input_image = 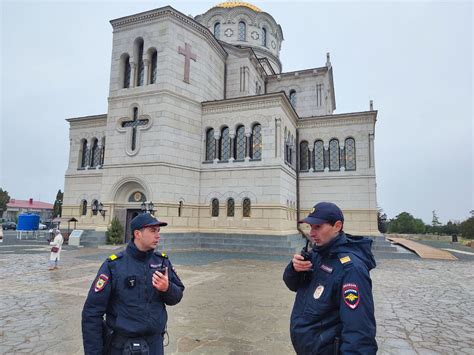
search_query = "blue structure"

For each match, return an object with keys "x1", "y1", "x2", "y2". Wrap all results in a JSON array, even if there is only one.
[{"x1": 17, "y1": 214, "x2": 40, "y2": 231}]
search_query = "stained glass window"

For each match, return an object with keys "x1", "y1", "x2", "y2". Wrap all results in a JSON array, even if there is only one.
[
  {"x1": 238, "y1": 21, "x2": 246, "y2": 41},
  {"x1": 289, "y1": 90, "x2": 296, "y2": 108},
  {"x1": 314, "y1": 140, "x2": 324, "y2": 171},
  {"x1": 151, "y1": 51, "x2": 157, "y2": 84},
  {"x1": 345, "y1": 138, "x2": 356, "y2": 170},
  {"x1": 220, "y1": 127, "x2": 230, "y2": 161},
  {"x1": 211, "y1": 198, "x2": 219, "y2": 217},
  {"x1": 205, "y1": 128, "x2": 215, "y2": 161},
  {"x1": 329, "y1": 139, "x2": 340, "y2": 171},
  {"x1": 243, "y1": 198, "x2": 251, "y2": 217},
  {"x1": 300, "y1": 141, "x2": 309, "y2": 171},
  {"x1": 250, "y1": 124, "x2": 262, "y2": 160},
  {"x1": 262, "y1": 27, "x2": 267, "y2": 46},
  {"x1": 235, "y1": 125, "x2": 246, "y2": 160},
  {"x1": 80, "y1": 139, "x2": 88, "y2": 168},
  {"x1": 227, "y1": 198, "x2": 235, "y2": 217},
  {"x1": 91, "y1": 139, "x2": 100, "y2": 167},
  {"x1": 214, "y1": 22, "x2": 221, "y2": 39}
]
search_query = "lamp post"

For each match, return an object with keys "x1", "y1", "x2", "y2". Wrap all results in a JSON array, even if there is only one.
[
  {"x1": 140, "y1": 201, "x2": 156, "y2": 215},
  {"x1": 92, "y1": 201, "x2": 107, "y2": 220}
]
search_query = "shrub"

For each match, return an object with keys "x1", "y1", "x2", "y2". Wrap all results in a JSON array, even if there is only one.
[{"x1": 106, "y1": 217, "x2": 124, "y2": 244}]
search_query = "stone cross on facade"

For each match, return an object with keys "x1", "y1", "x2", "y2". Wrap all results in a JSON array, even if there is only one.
[
  {"x1": 178, "y1": 43, "x2": 197, "y2": 84},
  {"x1": 120, "y1": 108, "x2": 150, "y2": 153}
]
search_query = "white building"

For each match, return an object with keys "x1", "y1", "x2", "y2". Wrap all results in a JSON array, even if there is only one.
[{"x1": 62, "y1": 2, "x2": 379, "y2": 245}]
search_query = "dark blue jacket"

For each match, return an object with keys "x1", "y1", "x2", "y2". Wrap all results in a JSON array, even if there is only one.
[
  {"x1": 283, "y1": 233, "x2": 377, "y2": 355},
  {"x1": 82, "y1": 241, "x2": 184, "y2": 355}
]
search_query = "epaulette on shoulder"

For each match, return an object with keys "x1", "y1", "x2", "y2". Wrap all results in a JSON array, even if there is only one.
[
  {"x1": 155, "y1": 251, "x2": 168, "y2": 259},
  {"x1": 107, "y1": 252, "x2": 124, "y2": 262},
  {"x1": 338, "y1": 255, "x2": 353, "y2": 266}
]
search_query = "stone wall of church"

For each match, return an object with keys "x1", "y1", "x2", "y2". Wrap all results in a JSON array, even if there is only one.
[
  {"x1": 225, "y1": 53, "x2": 265, "y2": 99},
  {"x1": 267, "y1": 69, "x2": 333, "y2": 117}
]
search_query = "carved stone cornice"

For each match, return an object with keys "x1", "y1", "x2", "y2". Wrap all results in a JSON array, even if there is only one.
[
  {"x1": 297, "y1": 111, "x2": 377, "y2": 129},
  {"x1": 110, "y1": 6, "x2": 227, "y2": 60},
  {"x1": 66, "y1": 114, "x2": 107, "y2": 123}
]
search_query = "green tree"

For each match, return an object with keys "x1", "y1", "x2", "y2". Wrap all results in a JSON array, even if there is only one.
[
  {"x1": 106, "y1": 217, "x2": 124, "y2": 244},
  {"x1": 388, "y1": 212, "x2": 426, "y2": 234},
  {"x1": 431, "y1": 210, "x2": 441, "y2": 227},
  {"x1": 53, "y1": 190, "x2": 64, "y2": 218},
  {"x1": 459, "y1": 217, "x2": 474, "y2": 239},
  {"x1": 377, "y1": 207, "x2": 388, "y2": 233},
  {"x1": 0, "y1": 188, "x2": 11, "y2": 218}
]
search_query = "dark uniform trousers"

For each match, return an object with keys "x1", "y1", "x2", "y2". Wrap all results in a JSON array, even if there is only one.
[
  {"x1": 283, "y1": 233, "x2": 378, "y2": 355},
  {"x1": 82, "y1": 241, "x2": 184, "y2": 355}
]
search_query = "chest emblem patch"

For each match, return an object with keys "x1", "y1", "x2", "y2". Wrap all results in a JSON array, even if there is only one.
[
  {"x1": 342, "y1": 283, "x2": 360, "y2": 309},
  {"x1": 313, "y1": 285, "x2": 325, "y2": 299},
  {"x1": 94, "y1": 274, "x2": 109, "y2": 292}
]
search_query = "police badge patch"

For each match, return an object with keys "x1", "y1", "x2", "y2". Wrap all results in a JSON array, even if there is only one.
[
  {"x1": 94, "y1": 274, "x2": 109, "y2": 292},
  {"x1": 342, "y1": 283, "x2": 360, "y2": 309},
  {"x1": 313, "y1": 285, "x2": 325, "y2": 299}
]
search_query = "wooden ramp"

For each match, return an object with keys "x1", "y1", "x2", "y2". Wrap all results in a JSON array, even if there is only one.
[{"x1": 387, "y1": 238, "x2": 458, "y2": 260}]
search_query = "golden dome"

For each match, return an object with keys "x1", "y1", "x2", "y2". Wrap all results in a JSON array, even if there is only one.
[{"x1": 214, "y1": 1, "x2": 262, "y2": 12}]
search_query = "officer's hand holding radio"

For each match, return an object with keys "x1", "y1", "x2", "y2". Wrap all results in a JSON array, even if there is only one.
[{"x1": 152, "y1": 267, "x2": 169, "y2": 292}]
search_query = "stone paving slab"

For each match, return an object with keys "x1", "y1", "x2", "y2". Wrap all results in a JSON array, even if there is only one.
[
  {"x1": 387, "y1": 237, "x2": 458, "y2": 260},
  {"x1": 0, "y1": 248, "x2": 473, "y2": 354}
]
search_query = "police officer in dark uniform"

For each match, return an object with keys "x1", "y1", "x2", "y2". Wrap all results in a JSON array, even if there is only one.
[
  {"x1": 283, "y1": 202, "x2": 377, "y2": 355},
  {"x1": 82, "y1": 213, "x2": 184, "y2": 355}
]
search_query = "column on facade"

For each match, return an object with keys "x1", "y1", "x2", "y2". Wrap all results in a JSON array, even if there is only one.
[
  {"x1": 339, "y1": 143, "x2": 345, "y2": 172},
  {"x1": 213, "y1": 132, "x2": 220, "y2": 163},
  {"x1": 229, "y1": 130, "x2": 235, "y2": 162},
  {"x1": 308, "y1": 146, "x2": 314, "y2": 172},
  {"x1": 245, "y1": 131, "x2": 251, "y2": 161},
  {"x1": 130, "y1": 61, "x2": 137, "y2": 88},
  {"x1": 323, "y1": 142, "x2": 329, "y2": 172},
  {"x1": 143, "y1": 58, "x2": 150, "y2": 85},
  {"x1": 275, "y1": 117, "x2": 281, "y2": 158},
  {"x1": 369, "y1": 133, "x2": 375, "y2": 168},
  {"x1": 85, "y1": 143, "x2": 91, "y2": 170}
]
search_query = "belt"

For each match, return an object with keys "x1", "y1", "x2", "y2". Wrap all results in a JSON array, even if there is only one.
[{"x1": 111, "y1": 332, "x2": 161, "y2": 349}]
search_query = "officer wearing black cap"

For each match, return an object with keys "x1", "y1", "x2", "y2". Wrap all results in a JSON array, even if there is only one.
[
  {"x1": 82, "y1": 213, "x2": 184, "y2": 355},
  {"x1": 283, "y1": 202, "x2": 377, "y2": 355}
]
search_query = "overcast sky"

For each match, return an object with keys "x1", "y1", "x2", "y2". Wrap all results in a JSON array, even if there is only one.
[{"x1": 1, "y1": 0, "x2": 472, "y2": 224}]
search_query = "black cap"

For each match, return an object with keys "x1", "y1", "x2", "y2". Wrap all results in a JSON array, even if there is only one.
[
  {"x1": 131, "y1": 213, "x2": 168, "y2": 232},
  {"x1": 298, "y1": 202, "x2": 344, "y2": 225}
]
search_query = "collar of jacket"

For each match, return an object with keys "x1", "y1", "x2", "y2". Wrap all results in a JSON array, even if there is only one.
[
  {"x1": 313, "y1": 232, "x2": 347, "y2": 257},
  {"x1": 127, "y1": 240, "x2": 154, "y2": 261}
]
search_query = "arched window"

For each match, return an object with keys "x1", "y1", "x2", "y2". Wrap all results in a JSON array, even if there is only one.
[
  {"x1": 100, "y1": 137, "x2": 106, "y2": 166},
  {"x1": 250, "y1": 124, "x2": 262, "y2": 160},
  {"x1": 123, "y1": 55, "x2": 131, "y2": 88},
  {"x1": 299, "y1": 141, "x2": 309, "y2": 171},
  {"x1": 262, "y1": 27, "x2": 267, "y2": 46},
  {"x1": 136, "y1": 39, "x2": 145, "y2": 86},
  {"x1": 205, "y1": 128, "x2": 215, "y2": 161},
  {"x1": 289, "y1": 90, "x2": 296, "y2": 108},
  {"x1": 219, "y1": 126, "x2": 230, "y2": 161},
  {"x1": 345, "y1": 138, "x2": 356, "y2": 170},
  {"x1": 235, "y1": 125, "x2": 246, "y2": 160},
  {"x1": 211, "y1": 198, "x2": 219, "y2": 217},
  {"x1": 242, "y1": 198, "x2": 251, "y2": 217},
  {"x1": 90, "y1": 138, "x2": 100, "y2": 167},
  {"x1": 80, "y1": 139, "x2": 88, "y2": 168},
  {"x1": 227, "y1": 198, "x2": 235, "y2": 217},
  {"x1": 314, "y1": 140, "x2": 324, "y2": 171},
  {"x1": 238, "y1": 21, "x2": 246, "y2": 41},
  {"x1": 150, "y1": 50, "x2": 158, "y2": 84},
  {"x1": 178, "y1": 201, "x2": 183, "y2": 217},
  {"x1": 329, "y1": 138, "x2": 340, "y2": 171},
  {"x1": 91, "y1": 200, "x2": 98, "y2": 215},
  {"x1": 214, "y1": 22, "x2": 221, "y2": 39},
  {"x1": 81, "y1": 200, "x2": 87, "y2": 216}
]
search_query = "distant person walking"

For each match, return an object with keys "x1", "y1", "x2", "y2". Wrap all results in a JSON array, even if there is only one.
[{"x1": 48, "y1": 229, "x2": 64, "y2": 270}]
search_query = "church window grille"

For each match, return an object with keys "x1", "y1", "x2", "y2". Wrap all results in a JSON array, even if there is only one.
[
  {"x1": 329, "y1": 139, "x2": 340, "y2": 171},
  {"x1": 250, "y1": 124, "x2": 262, "y2": 160},
  {"x1": 91, "y1": 200, "x2": 98, "y2": 216},
  {"x1": 122, "y1": 107, "x2": 149, "y2": 152},
  {"x1": 124, "y1": 56, "x2": 131, "y2": 88},
  {"x1": 314, "y1": 140, "x2": 324, "y2": 171},
  {"x1": 100, "y1": 137, "x2": 106, "y2": 166},
  {"x1": 205, "y1": 128, "x2": 215, "y2": 161},
  {"x1": 238, "y1": 21, "x2": 246, "y2": 41},
  {"x1": 345, "y1": 138, "x2": 356, "y2": 170},
  {"x1": 299, "y1": 141, "x2": 309, "y2": 171},
  {"x1": 211, "y1": 198, "x2": 219, "y2": 217},
  {"x1": 150, "y1": 51, "x2": 158, "y2": 84},
  {"x1": 178, "y1": 201, "x2": 183, "y2": 217},
  {"x1": 81, "y1": 200, "x2": 87, "y2": 216},
  {"x1": 242, "y1": 198, "x2": 251, "y2": 217},
  {"x1": 80, "y1": 139, "x2": 88, "y2": 168},
  {"x1": 219, "y1": 127, "x2": 231, "y2": 161},
  {"x1": 227, "y1": 198, "x2": 235, "y2": 217},
  {"x1": 289, "y1": 90, "x2": 296, "y2": 108},
  {"x1": 90, "y1": 139, "x2": 100, "y2": 167},
  {"x1": 214, "y1": 22, "x2": 221, "y2": 39},
  {"x1": 262, "y1": 27, "x2": 267, "y2": 46},
  {"x1": 235, "y1": 125, "x2": 246, "y2": 160},
  {"x1": 137, "y1": 41, "x2": 145, "y2": 87}
]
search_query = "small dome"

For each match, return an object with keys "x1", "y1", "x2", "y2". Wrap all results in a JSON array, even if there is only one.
[{"x1": 214, "y1": 1, "x2": 262, "y2": 12}]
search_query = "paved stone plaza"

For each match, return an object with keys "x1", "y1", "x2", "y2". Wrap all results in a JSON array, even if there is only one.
[{"x1": 0, "y1": 239, "x2": 473, "y2": 354}]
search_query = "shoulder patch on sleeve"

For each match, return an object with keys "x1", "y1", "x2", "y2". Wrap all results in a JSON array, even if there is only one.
[
  {"x1": 343, "y1": 283, "x2": 360, "y2": 309},
  {"x1": 339, "y1": 256, "x2": 351, "y2": 264},
  {"x1": 94, "y1": 274, "x2": 109, "y2": 292}
]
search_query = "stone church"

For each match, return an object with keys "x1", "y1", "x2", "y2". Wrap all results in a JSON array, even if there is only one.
[{"x1": 62, "y1": 2, "x2": 379, "y2": 246}]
